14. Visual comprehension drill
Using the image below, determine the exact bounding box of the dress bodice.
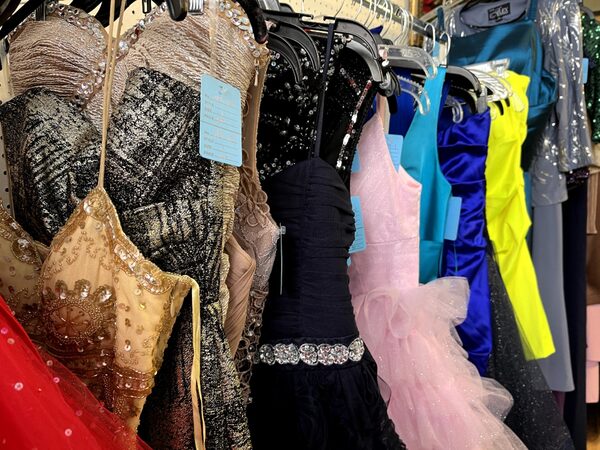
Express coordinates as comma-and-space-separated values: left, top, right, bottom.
256, 35, 375, 187
8, 0, 265, 130
348, 113, 421, 295
0, 125, 195, 434
260, 158, 359, 340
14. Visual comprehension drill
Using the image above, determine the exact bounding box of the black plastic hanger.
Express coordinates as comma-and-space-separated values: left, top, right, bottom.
262, 9, 388, 85
265, 18, 320, 70
95, 0, 142, 26
278, 2, 294, 13
237, 0, 268, 43
0, 0, 23, 26
0, 0, 45, 40
267, 32, 303, 82
445, 66, 487, 113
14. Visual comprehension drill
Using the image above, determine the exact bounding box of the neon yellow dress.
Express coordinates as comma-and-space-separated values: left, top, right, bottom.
486, 71, 555, 359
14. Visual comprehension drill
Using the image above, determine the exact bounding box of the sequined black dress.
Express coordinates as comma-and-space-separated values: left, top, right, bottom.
248, 36, 403, 450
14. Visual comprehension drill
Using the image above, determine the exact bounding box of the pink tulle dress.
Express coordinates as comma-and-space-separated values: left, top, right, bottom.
348, 107, 526, 450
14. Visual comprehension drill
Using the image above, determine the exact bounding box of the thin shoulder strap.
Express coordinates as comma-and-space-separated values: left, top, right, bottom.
97, 0, 127, 188
312, 23, 336, 160
527, 0, 538, 21
375, 94, 387, 123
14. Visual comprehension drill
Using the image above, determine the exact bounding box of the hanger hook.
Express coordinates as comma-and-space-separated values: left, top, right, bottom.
423, 22, 436, 54
392, 7, 404, 44
439, 30, 451, 62
334, 0, 347, 19
364, 0, 374, 26
381, 0, 392, 36
394, 7, 410, 45
366, 0, 380, 28
354, 0, 364, 21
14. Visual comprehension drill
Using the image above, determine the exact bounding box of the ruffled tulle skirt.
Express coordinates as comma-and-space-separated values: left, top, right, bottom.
353, 277, 526, 450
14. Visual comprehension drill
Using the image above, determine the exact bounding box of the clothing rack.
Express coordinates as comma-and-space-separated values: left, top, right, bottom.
279, 0, 448, 42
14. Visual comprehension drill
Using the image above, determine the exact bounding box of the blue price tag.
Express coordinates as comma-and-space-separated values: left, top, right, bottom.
583, 58, 589, 85
351, 150, 361, 173
199, 74, 242, 167
385, 134, 403, 171
349, 196, 367, 254
444, 196, 462, 241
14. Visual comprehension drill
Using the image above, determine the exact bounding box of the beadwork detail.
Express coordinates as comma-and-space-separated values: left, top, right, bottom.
258, 338, 365, 366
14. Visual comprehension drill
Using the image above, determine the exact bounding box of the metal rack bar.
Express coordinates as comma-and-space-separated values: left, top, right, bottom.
266, 0, 447, 41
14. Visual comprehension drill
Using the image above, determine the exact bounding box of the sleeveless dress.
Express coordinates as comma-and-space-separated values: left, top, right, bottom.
248, 157, 403, 449
349, 109, 526, 450
233, 66, 279, 403
249, 30, 401, 448
0, 294, 151, 450
390, 67, 451, 283
486, 71, 555, 360
437, 108, 493, 375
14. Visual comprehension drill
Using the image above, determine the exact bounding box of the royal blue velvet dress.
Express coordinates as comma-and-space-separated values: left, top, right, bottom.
437, 107, 493, 376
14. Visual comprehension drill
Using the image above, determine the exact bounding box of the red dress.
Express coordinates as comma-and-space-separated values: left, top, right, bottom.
0, 295, 151, 450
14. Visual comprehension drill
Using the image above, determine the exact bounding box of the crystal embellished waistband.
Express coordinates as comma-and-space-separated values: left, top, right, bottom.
257, 338, 365, 366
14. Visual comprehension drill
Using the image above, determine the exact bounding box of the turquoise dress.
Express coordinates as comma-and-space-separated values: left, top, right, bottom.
390, 67, 451, 283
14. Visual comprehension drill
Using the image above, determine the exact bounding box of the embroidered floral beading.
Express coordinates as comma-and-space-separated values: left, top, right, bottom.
36, 187, 193, 430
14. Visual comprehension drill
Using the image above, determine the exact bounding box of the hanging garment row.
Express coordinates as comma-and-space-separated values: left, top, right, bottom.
0, 0, 587, 449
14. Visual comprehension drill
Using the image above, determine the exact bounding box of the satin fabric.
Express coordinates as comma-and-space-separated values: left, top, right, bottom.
448, 0, 557, 170
438, 108, 493, 376
486, 71, 555, 360
390, 67, 451, 283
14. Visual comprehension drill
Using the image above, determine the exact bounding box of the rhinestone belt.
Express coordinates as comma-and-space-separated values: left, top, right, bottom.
257, 338, 365, 366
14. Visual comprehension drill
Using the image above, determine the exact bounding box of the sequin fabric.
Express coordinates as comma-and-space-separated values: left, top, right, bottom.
103, 69, 250, 450
0, 295, 152, 450
486, 251, 575, 450
257, 36, 376, 186
531, 0, 592, 206
582, 12, 600, 142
